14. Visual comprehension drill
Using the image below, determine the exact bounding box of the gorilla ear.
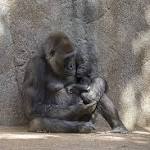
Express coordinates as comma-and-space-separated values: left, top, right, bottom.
40, 36, 55, 57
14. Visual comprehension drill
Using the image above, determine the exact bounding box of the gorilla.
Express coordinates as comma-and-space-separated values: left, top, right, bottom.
22, 32, 128, 133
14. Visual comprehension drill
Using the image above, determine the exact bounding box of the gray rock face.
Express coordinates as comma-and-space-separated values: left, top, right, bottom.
0, 0, 150, 129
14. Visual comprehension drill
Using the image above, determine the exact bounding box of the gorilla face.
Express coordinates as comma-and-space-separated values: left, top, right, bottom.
63, 51, 76, 85
64, 51, 76, 76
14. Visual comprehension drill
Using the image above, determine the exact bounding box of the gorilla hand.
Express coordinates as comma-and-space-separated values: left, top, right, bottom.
66, 83, 90, 94
81, 78, 106, 104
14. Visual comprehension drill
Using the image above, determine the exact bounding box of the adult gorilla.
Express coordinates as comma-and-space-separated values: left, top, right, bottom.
23, 32, 96, 133
22, 32, 128, 133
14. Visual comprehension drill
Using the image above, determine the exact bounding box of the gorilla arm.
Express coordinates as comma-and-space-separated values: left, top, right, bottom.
23, 85, 96, 121
22, 56, 96, 121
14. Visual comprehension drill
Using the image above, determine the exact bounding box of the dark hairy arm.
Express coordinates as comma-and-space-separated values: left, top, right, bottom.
22, 56, 47, 119
23, 56, 96, 120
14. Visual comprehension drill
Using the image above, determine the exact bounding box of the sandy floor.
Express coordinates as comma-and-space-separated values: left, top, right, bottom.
0, 126, 150, 150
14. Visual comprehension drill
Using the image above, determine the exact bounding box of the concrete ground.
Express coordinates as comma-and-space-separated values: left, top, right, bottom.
0, 126, 150, 150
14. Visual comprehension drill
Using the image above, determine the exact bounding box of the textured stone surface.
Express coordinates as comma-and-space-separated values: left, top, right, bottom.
0, 0, 150, 129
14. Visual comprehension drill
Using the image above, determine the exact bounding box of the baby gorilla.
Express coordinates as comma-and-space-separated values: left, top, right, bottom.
23, 32, 96, 133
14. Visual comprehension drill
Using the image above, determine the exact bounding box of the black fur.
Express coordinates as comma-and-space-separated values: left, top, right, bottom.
23, 32, 128, 133
23, 32, 96, 133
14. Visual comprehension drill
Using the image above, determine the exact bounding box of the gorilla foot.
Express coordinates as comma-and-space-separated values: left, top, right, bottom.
110, 126, 128, 134
79, 122, 96, 133
28, 118, 46, 133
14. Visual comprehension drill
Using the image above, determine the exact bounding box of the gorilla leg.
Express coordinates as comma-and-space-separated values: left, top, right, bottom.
29, 117, 95, 133
36, 101, 97, 121
97, 94, 128, 133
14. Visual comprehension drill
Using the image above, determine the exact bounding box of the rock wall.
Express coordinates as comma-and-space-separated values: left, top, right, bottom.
0, 0, 150, 130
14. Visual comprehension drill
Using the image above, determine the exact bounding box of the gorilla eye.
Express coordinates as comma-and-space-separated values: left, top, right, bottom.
50, 49, 55, 56
68, 63, 74, 70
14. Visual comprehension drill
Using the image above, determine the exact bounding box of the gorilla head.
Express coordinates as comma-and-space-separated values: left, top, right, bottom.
41, 32, 76, 80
